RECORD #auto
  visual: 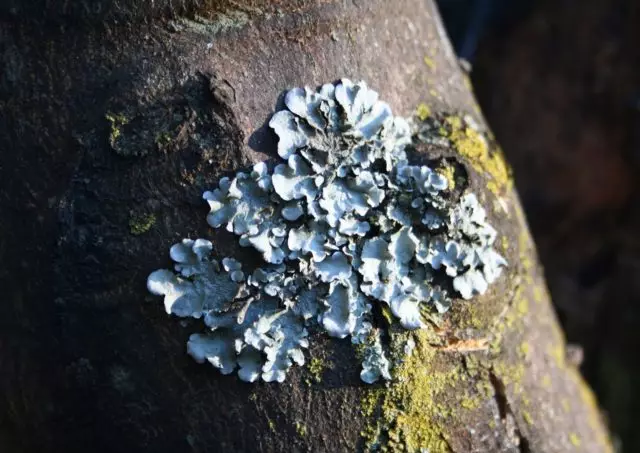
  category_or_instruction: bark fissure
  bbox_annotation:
[489,370,532,453]
[489,370,509,421]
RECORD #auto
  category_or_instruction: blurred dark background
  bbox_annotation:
[436,0,640,450]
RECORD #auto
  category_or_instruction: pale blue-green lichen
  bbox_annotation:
[148,79,507,383]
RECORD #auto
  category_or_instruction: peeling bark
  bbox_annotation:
[0,1,612,452]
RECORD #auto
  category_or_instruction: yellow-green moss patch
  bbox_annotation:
[570,367,614,452]
[360,331,489,452]
[436,163,456,190]
[442,115,512,197]
[416,103,432,121]
[106,112,129,149]
[569,432,581,447]
[129,212,156,236]
[155,131,173,147]
[497,236,507,251]
[423,56,436,71]
[295,421,307,437]
[306,356,330,384]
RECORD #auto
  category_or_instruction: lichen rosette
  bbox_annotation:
[147,79,507,383]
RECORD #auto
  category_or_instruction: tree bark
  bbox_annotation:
[0,1,612,452]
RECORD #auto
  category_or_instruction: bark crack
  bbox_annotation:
[488,370,532,453]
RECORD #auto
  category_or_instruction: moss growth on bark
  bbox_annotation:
[129,212,156,236]
[416,103,432,121]
[360,330,493,452]
[106,113,129,151]
[443,115,512,197]
[306,356,330,385]
[435,163,456,190]
[295,421,308,437]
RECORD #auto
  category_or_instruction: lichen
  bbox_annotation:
[360,330,392,384]
[147,80,507,384]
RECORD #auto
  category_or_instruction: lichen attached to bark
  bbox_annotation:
[147,79,507,383]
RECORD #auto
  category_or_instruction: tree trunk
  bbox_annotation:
[0,1,612,452]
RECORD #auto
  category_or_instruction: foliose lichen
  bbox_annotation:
[147,79,507,384]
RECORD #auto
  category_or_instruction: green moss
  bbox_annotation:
[307,356,330,384]
[381,305,395,326]
[360,330,490,452]
[295,421,307,437]
[129,212,156,236]
[155,131,172,147]
[462,73,473,91]
[360,388,385,450]
[548,343,565,369]
[492,360,526,395]
[436,164,456,191]
[442,115,513,197]
[475,379,492,399]
[459,395,480,410]
[380,336,451,452]
[423,56,436,70]
[569,433,581,447]
[106,113,129,149]
[105,111,150,157]
[361,388,384,417]
[501,236,509,253]
[416,103,432,121]
[573,370,611,450]
[533,286,545,304]
[523,411,533,426]
[516,297,529,318]
[451,303,489,331]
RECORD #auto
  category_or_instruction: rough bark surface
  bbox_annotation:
[0,1,612,452]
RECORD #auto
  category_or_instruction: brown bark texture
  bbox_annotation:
[0,1,613,452]
[472,1,640,449]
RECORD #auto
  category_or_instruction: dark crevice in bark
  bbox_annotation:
[440,435,455,453]
[489,370,509,421]
[519,436,532,453]
[489,370,532,453]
